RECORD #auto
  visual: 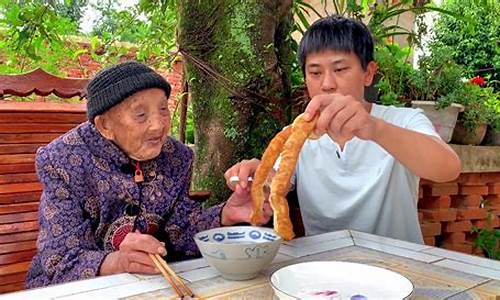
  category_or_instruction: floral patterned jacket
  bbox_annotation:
[26,122,224,288]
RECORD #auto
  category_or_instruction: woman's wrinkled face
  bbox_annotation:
[97,88,170,161]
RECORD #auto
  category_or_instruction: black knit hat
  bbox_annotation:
[86,61,172,124]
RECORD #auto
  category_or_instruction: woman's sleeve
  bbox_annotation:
[29,147,111,285]
[163,147,225,257]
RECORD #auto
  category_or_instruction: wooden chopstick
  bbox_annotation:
[149,254,184,298]
[149,253,196,298]
[154,254,195,298]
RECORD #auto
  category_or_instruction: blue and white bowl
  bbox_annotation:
[194,226,282,280]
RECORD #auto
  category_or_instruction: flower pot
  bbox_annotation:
[483,126,500,146]
[451,122,488,145]
[411,101,464,143]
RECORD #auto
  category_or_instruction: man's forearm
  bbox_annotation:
[372,118,461,182]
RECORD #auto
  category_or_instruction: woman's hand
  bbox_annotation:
[99,232,167,275]
[221,159,273,225]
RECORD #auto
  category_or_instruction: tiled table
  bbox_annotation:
[2,230,500,299]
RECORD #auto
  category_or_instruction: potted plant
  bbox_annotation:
[375,44,464,143]
[484,95,500,145]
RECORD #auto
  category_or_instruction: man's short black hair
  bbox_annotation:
[298,15,374,74]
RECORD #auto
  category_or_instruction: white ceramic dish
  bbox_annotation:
[270,261,414,299]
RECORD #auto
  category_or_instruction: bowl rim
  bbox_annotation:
[194,225,283,246]
[269,260,414,299]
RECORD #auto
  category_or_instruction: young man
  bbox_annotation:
[225,16,461,244]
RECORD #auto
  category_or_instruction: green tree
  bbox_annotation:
[178,0,295,204]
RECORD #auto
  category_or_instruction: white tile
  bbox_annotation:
[353,238,442,263]
[0,274,139,300]
[422,247,500,271]
[434,259,500,280]
[171,257,209,273]
[54,277,175,300]
[271,253,294,264]
[57,276,184,300]
[350,230,432,252]
[132,258,210,281]
[178,266,220,282]
[279,238,354,257]
[283,230,351,247]
[278,244,298,257]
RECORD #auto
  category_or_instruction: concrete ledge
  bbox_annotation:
[450,144,500,173]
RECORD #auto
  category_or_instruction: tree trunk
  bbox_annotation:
[178,0,294,206]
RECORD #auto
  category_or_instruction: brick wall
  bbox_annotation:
[419,172,500,256]
[38,53,185,112]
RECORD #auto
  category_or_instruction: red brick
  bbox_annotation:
[488,183,500,195]
[473,216,499,229]
[442,243,473,254]
[421,209,457,222]
[457,208,488,220]
[423,237,435,246]
[458,184,489,196]
[420,222,442,237]
[472,247,485,257]
[451,195,482,208]
[457,173,483,184]
[442,220,473,233]
[480,172,500,184]
[492,208,500,217]
[418,186,423,199]
[485,195,500,208]
[443,232,466,244]
[423,183,458,196]
[418,211,424,223]
[418,196,451,209]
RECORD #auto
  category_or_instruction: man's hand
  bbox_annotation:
[99,232,167,275]
[221,159,273,225]
[303,93,379,141]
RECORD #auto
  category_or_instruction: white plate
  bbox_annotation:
[270,261,413,300]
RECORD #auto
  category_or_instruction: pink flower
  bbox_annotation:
[469,76,486,86]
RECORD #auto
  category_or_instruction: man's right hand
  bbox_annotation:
[99,232,167,275]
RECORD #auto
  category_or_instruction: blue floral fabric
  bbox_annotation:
[26,122,223,288]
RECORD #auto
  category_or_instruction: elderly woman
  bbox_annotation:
[26,62,271,288]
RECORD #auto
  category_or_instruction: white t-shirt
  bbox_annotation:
[287,103,439,244]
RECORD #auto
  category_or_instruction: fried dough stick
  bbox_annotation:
[250,126,293,225]
[251,114,317,241]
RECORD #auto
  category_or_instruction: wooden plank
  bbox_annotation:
[0,133,62,144]
[0,202,39,214]
[0,240,36,255]
[0,173,38,185]
[0,212,38,224]
[0,144,44,155]
[0,261,31,276]
[0,191,41,204]
[0,112,86,124]
[0,164,36,175]
[0,271,26,286]
[0,249,37,266]
[0,182,42,194]
[0,231,38,244]
[0,281,26,293]
[0,101,86,113]
[0,123,77,134]
[0,154,35,165]
[0,221,39,234]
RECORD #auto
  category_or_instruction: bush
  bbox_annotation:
[430,0,500,91]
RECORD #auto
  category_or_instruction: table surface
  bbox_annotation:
[2,230,500,300]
